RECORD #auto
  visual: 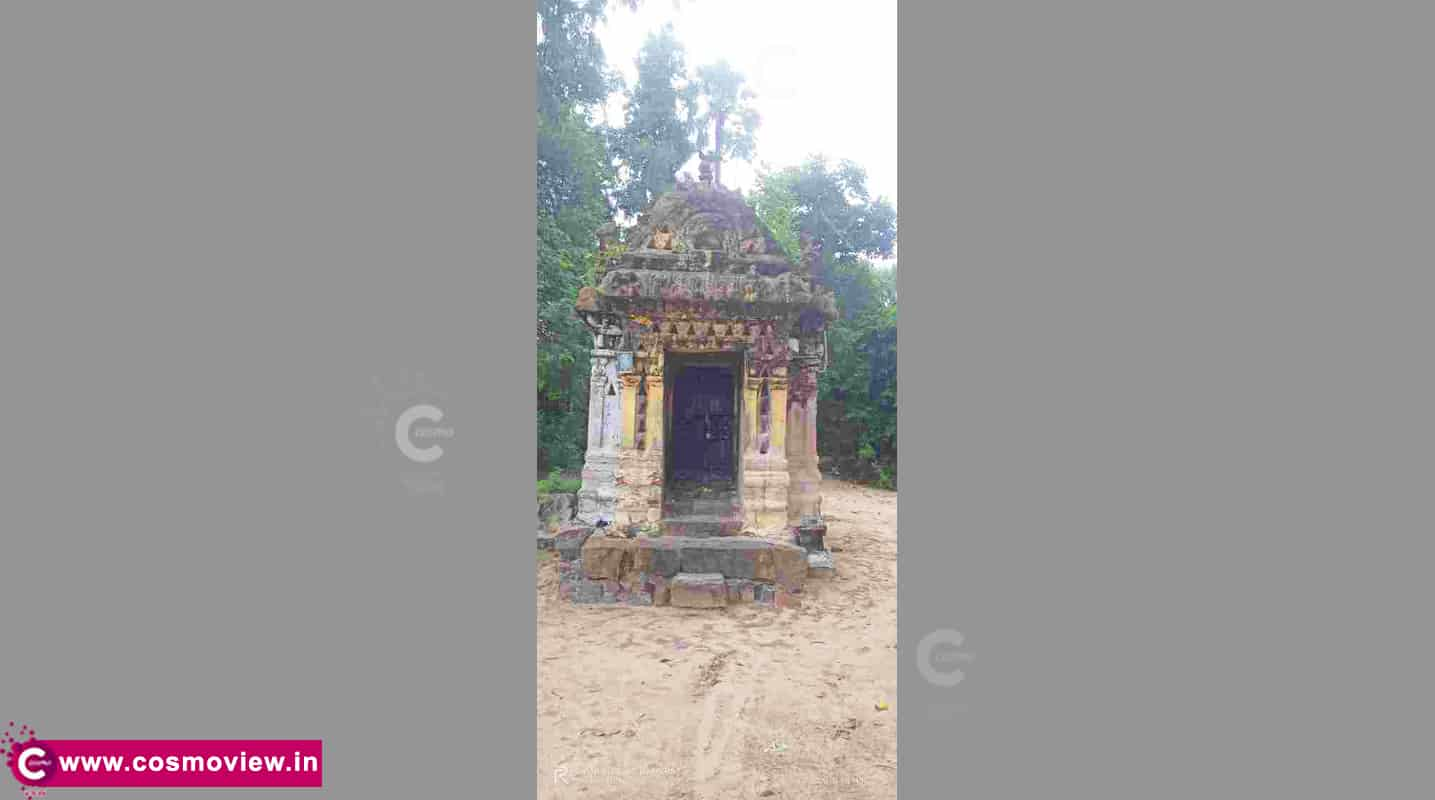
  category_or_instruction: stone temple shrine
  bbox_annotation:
[555,156,835,608]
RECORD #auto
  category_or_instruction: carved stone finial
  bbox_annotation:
[649,225,675,250]
[596,222,619,252]
[800,232,825,280]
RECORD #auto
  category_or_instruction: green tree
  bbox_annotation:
[750,166,801,261]
[611,25,699,217]
[536,0,630,472]
[754,157,899,486]
[690,60,761,185]
[537,0,623,121]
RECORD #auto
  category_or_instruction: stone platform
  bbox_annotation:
[555,526,812,609]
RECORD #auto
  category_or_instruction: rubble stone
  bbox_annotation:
[554,525,596,562]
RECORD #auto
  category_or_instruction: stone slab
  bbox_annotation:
[634,537,683,577]
[679,537,776,580]
[807,550,835,579]
[670,573,728,608]
[769,541,809,592]
[581,534,636,580]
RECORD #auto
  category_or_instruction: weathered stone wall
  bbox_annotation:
[554,526,809,609]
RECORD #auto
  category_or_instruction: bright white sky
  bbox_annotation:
[594,0,897,209]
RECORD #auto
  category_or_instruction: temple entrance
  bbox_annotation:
[663,352,742,533]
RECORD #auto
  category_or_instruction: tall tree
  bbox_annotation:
[690,60,760,186]
[611,24,698,218]
[754,157,899,486]
[536,0,628,472]
[537,0,621,122]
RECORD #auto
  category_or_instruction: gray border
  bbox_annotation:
[903,2,1434,797]
[1,2,534,797]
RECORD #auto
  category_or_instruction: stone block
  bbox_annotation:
[566,578,605,604]
[648,574,671,606]
[582,534,636,580]
[807,550,835,579]
[679,537,774,579]
[634,537,683,577]
[725,578,758,604]
[554,525,596,562]
[793,519,827,552]
[770,541,809,593]
[537,529,556,550]
[727,541,777,581]
[670,573,728,608]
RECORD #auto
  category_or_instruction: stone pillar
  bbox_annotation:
[643,372,665,522]
[576,349,620,523]
[786,360,823,524]
[740,368,790,534]
[615,365,666,528]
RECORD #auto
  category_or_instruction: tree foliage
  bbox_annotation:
[610,25,698,217]
[537,0,617,121]
[537,7,899,487]
[536,0,624,472]
[690,60,761,166]
[754,159,899,486]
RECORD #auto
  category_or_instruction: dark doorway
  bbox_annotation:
[664,353,741,526]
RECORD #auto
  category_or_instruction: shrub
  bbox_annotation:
[537,467,582,497]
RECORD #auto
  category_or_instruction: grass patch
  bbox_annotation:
[537,467,582,497]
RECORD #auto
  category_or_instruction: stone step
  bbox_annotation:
[660,516,740,537]
[669,573,728,608]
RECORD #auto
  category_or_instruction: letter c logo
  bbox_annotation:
[18,745,50,781]
[396,404,445,463]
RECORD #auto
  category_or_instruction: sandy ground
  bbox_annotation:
[537,480,898,800]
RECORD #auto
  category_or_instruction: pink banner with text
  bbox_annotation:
[7,739,323,788]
